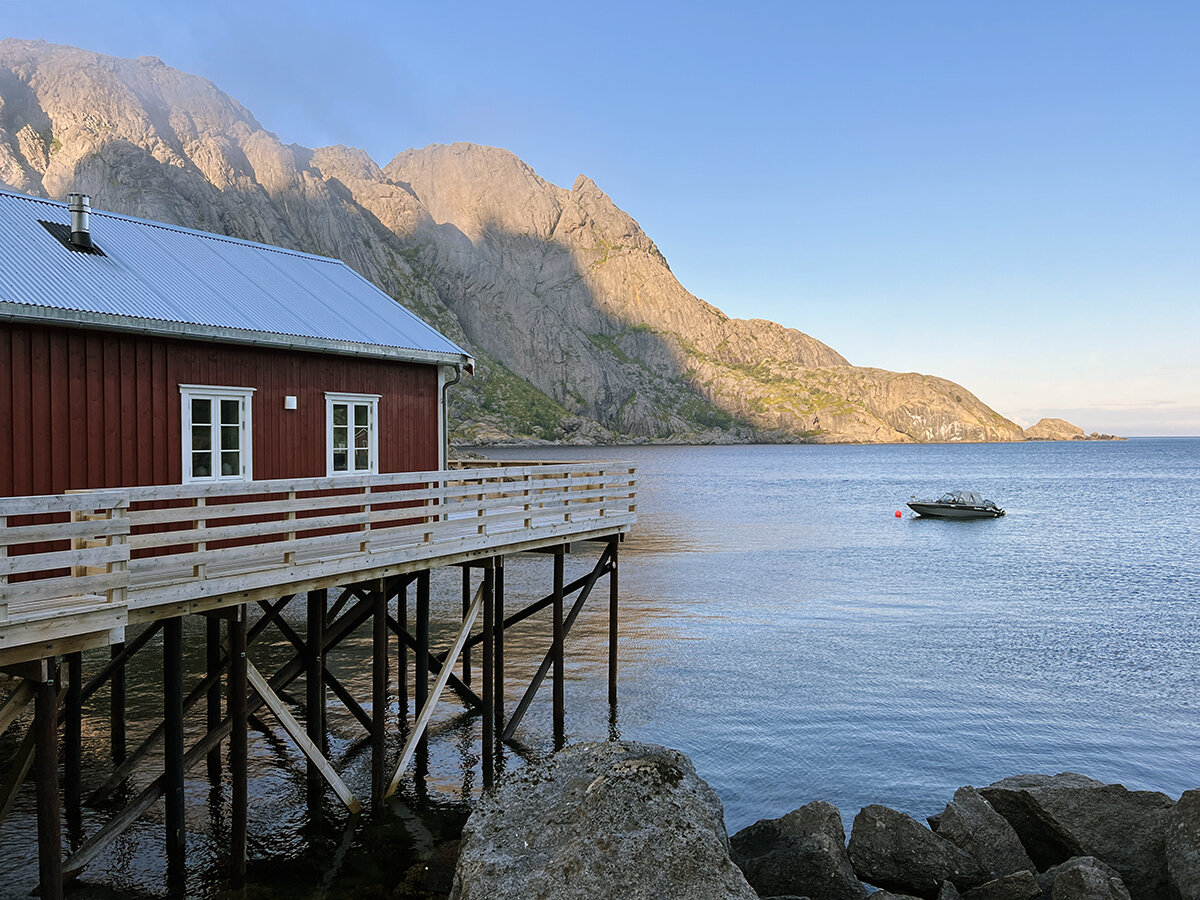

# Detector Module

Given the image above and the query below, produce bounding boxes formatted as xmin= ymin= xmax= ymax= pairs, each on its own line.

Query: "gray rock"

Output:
xmin=1166 ymin=789 xmax=1200 ymax=900
xmin=938 ymin=881 xmax=963 ymax=900
xmin=1036 ymin=857 xmax=1131 ymax=900
xmin=873 ymin=894 xmax=925 ymax=900
xmin=960 ymin=871 xmax=1040 ymax=900
xmin=848 ymin=805 xmax=990 ymax=898
xmin=730 ymin=801 xmax=867 ymax=900
xmin=448 ymin=740 xmax=757 ymax=900
xmin=980 ymin=773 xmax=1173 ymax=899
xmin=934 ymin=787 xmax=1036 ymax=878
xmin=1035 ymin=856 xmax=1125 ymax=897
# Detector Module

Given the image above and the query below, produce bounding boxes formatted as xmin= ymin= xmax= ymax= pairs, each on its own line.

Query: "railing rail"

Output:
xmin=0 ymin=464 xmax=636 ymax=628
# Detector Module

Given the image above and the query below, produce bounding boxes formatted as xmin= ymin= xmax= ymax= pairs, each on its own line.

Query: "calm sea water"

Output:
xmin=2 ymin=438 xmax=1198 ymax=897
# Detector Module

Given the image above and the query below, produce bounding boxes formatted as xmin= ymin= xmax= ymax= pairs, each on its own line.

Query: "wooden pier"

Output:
xmin=0 ymin=461 xmax=636 ymax=896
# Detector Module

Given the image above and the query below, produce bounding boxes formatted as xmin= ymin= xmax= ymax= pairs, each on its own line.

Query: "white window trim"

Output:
xmin=180 ymin=384 xmax=256 ymax=484
xmin=325 ymin=392 xmax=381 ymax=477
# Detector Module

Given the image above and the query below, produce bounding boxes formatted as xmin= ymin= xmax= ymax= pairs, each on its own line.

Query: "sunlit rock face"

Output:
xmin=0 ymin=38 xmax=1026 ymax=444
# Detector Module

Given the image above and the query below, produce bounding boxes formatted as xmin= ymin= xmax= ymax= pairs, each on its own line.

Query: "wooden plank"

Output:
xmin=0 ymin=517 xmax=131 ymax=547
xmin=0 ymin=543 xmax=129 ymax=578
xmin=0 ymin=678 xmax=35 ymax=735
xmin=1 ymin=573 xmax=127 ymax=605
xmin=0 ymin=628 xmax=123 ymax=669
xmin=127 ymin=509 xmax=371 ymax=550
xmin=386 ymin=581 xmax=484 ymax=796
xmin=0 ymin=493 xmax=127 ymax=516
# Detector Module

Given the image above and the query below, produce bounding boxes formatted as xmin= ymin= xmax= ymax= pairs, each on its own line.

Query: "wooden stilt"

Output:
xmin=416 ymin=570 xmax=430 ymax=747
xmin=461 ymin=566 xmax=471 ymax=685
xmin=481 ymin=564 xmax=495 ymax=787
xmin=34 ymin=665 xmax=63 ymax=900
xmin=306 ymin=588 xmax=326 ymax=814
xmin=110 ymin=641 xmax=126 ymax=764
xmin=371 ymin=580 xmax=388 ymax=809
xmin=64 ymin=652 xmax=82 ymax=834
xmin=553 ymin=547 xmax=565 ymax=746
xmin=229 ymin=609 xmax=248 ymax=889
xmin=609 ymin=537 xmax=619 ymax=706
xmin=397 ymin=578 xmax=408 ymax=723
xmin=206 ymin=617 xmax=222 ymax=781
xmin=163 ymin=617 xmax=185 ymax=885
xmin=494 ymin=557 xmax=505 ymax=730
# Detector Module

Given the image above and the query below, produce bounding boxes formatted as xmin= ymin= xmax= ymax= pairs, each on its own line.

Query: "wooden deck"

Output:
xmin=0 ymin=462 xmax=637 ymax=666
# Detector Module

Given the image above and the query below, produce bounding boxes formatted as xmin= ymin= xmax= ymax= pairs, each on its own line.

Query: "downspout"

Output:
xmin=441 ymin=362 xmax=464 ymax=468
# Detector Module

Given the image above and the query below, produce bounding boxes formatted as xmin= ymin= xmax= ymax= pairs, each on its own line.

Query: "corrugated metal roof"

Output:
xmin=0 ymin=188 xmax=470 ymax=364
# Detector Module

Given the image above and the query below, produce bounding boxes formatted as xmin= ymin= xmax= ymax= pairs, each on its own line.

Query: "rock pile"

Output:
xmin=450 ymin=746 xmax=1200 ymax=900
xmin=733 ymin=772 xmax=1195 ymax=900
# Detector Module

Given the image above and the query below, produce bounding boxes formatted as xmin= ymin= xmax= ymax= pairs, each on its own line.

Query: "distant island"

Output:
xmin=1023 ymin=418 xmax=1124 ymax=441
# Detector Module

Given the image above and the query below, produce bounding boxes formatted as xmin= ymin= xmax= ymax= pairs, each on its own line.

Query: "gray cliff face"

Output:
xmin=0 ymin=39 xmax=1026 ymax=444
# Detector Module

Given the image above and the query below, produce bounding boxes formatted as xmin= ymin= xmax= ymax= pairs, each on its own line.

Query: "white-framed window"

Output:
xmin=326 ymin=392 xmax=380 ymax=476
xmin=180 ymin=384 xmax=255 ymax=483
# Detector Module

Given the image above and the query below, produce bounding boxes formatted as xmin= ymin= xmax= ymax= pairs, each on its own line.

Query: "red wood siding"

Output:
xmin=1 ymin=322 xmax=440 ymax=497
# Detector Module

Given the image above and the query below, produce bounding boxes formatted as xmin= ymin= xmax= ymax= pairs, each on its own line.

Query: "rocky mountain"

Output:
xmin=0 ymin=39 xmax=1026 ymax=444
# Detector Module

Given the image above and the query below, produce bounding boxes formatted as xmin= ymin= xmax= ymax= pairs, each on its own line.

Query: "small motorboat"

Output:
xmin=907 ymin=490 xmax=1005 ymax=519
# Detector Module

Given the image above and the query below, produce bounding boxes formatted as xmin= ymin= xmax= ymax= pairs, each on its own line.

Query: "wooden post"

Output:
xmin=416 ymin=570 xmax=430 ymax=747
xmin=371 ymin=580 xmax=388 ymax=810
xmin=609 ymin=537 xmax=619 ymax=707
xmin=206 ymin=617 xmax=222 ymax=781
xmin=306 ymin=588 xmax=326 ymax=815
xmin=493 ymin=557 xmax=504 ymax=730
xmin=163 ymin=616 xmax=185 ymax=885
xmin=64 ymin=652 xmax=82 ymax=835
xmin=229 ymin=609 xmax=248 ymax=889
xmin=481 ymin=564 xmax=494 ymax=787
xmin=397 ymin=579 xmax=408 ymax=724
xmin=110 ymin=641 xmax=126 ymax=764
xmin=461 ymin=566 xmax=471 ymax=685
xmin=553 ymin=546 xmax=565 ymax=746
xmin=33 ymin=664 xmax=63 ymax=900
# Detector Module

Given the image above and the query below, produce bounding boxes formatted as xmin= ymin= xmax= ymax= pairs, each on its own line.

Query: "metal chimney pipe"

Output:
xmin=68 ymin=193 xmax=93 ymax=249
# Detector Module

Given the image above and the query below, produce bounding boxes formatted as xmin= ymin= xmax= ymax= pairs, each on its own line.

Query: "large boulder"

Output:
xmin=730 ymin=801 xmax=867 ymax=900
xmin=848 ymin=805 xmax=990 ymax=898
xmin=934 ymin=787 xmax=1036 ymax=878
xmin=1166 ymin=789 xmax=1200 ymax=899
xmin=960 ymin=870 xmax=1040 ymax=900
xmin=448 ymin=741 xmax=757 ymax=900
xmin=1035 ymin=856 xmax=1131 ymax=900
xmin=980 ymin=773 xmax=1173 ymax=899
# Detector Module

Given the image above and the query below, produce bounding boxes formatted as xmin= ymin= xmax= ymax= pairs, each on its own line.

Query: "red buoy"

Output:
xmin=895 ymin=510 xmax=902 ymax=517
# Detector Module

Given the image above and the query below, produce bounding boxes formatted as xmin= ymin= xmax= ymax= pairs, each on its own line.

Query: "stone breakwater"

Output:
xmin=447 ymin=742 xmax=1200 ymax=900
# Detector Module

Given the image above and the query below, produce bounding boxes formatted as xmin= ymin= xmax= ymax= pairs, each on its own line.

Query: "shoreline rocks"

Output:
xmin=449 ymin=745 xmax=1198 ymax=900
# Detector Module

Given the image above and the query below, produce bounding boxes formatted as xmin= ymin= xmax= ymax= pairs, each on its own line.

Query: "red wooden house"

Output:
xmin=0 ymin=189 xmax=472 ymax=498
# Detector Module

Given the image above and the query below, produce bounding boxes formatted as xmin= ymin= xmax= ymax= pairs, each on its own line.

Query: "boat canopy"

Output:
xmin=940 ymin=491 xmax=984 ymax=505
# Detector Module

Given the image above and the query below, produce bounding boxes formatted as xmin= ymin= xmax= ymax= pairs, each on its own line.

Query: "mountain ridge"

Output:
xmin=0 ymin=39 xmax=1028 ymax=444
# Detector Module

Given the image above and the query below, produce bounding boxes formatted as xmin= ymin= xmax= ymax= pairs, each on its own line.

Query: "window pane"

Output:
xmin=333 ymin=403 xmax=347 ymax=427
xmin=333 ymin=449 xmax=348 ymax=472
xmin=354 ymin=426 xmax=369 ymax=450
xmin=354 ymin=404 xmax=368 ymax=427
xmin=191 ymin=398 xmax=211 ymax=424
xmin=192 ymin=425 xmax=211 ymax=451
xmin=220 ymin=399 xmax=240 ymax=425
xmin=221 ymin=424 xmax=240 ymax=450
xmin=355 ymin=449 xmax=369 ymax=471
xmin=192 ymin=452 xmax=211 ymax=478
xmin=333 ymin=426 xmax=348 ymax=449
xmin=221 ymin=451 xmax=240 ymax=476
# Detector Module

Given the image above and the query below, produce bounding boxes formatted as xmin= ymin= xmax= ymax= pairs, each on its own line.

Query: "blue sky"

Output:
xmin=5 ymin=1 xmax=1197 ymax=434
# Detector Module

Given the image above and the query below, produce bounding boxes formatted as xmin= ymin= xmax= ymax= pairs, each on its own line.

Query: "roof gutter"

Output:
xmin=0 ymin=301 xmax=474 ymax=370
xmin=442 ymin=361 xmax=464 ymax=467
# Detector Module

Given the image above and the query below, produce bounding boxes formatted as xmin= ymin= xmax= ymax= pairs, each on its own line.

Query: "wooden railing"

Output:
xmin=0 ymin=463 xmax=636 ymax=633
